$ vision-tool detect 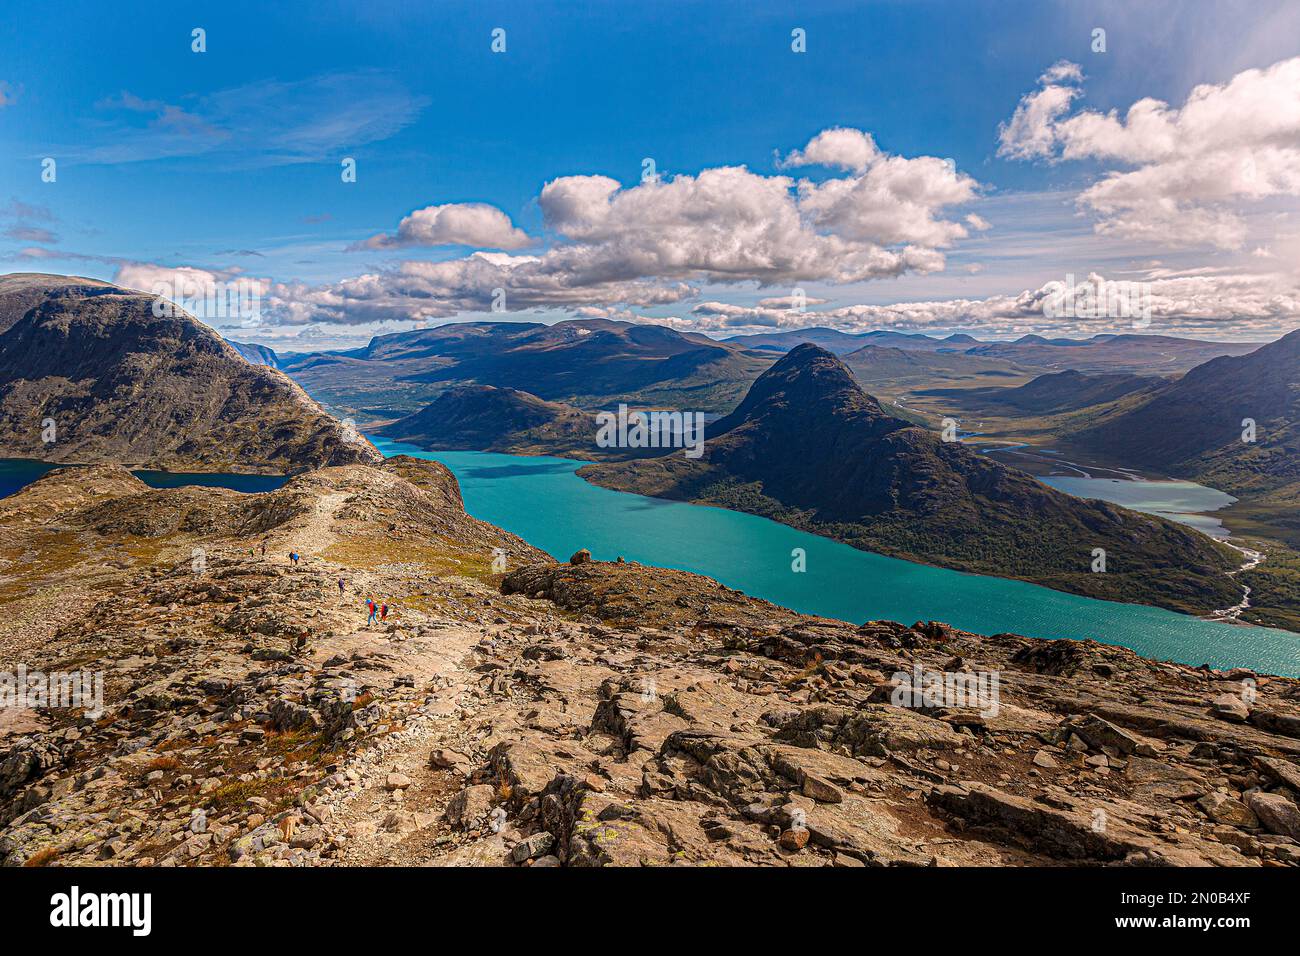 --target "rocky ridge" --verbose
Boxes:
[1,463,1299,867]
[0,274,381,474]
